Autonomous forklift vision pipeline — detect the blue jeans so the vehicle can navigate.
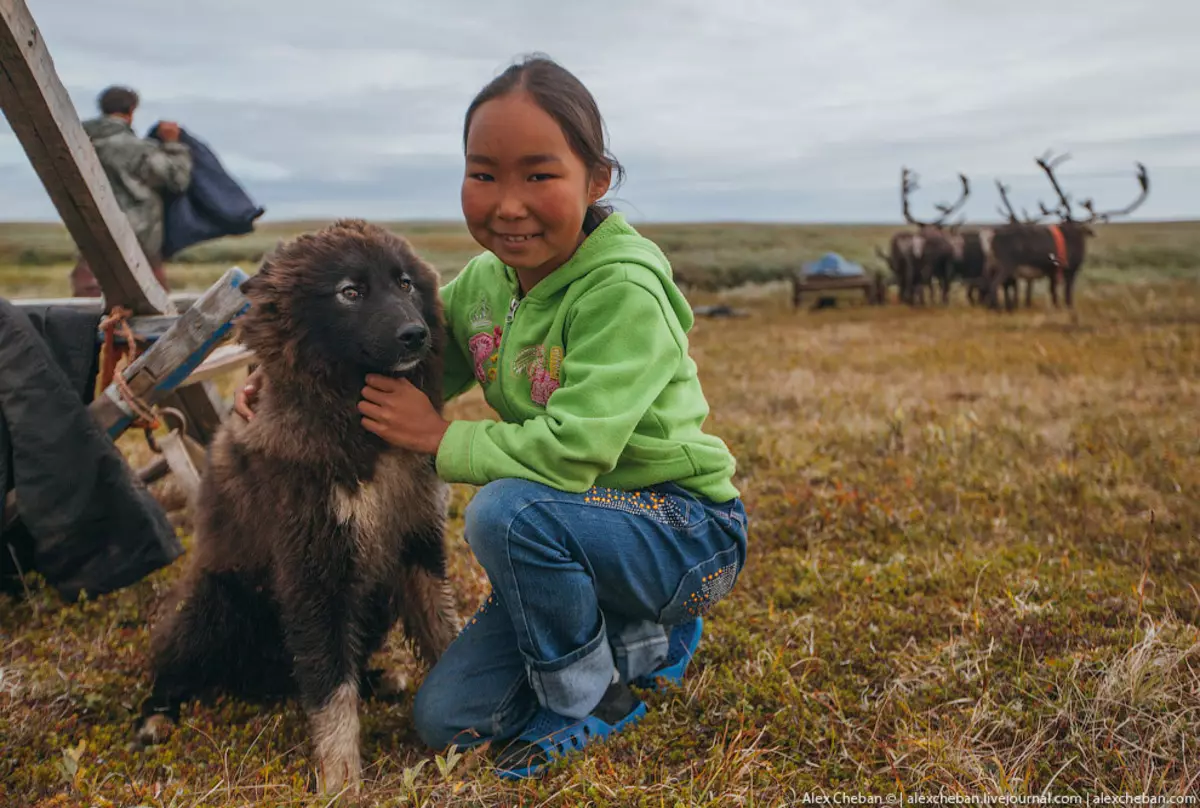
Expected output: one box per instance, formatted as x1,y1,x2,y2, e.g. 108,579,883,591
412,478,748,750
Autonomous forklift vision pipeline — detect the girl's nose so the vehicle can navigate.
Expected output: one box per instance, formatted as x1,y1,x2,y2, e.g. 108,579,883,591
496,187,528,219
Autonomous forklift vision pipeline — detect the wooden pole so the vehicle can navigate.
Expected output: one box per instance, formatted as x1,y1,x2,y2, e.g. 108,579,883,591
0,0,226,441
0,0,172,314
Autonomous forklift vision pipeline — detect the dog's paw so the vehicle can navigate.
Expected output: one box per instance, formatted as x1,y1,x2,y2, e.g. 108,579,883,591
317,748,362,796
361,667,410,701
132,714,175,750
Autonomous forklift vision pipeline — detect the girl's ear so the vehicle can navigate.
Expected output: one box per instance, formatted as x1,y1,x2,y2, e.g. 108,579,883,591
587,163,612,204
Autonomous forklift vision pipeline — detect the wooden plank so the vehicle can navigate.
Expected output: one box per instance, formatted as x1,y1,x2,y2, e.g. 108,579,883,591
0,0,173,314
168,384,225,442
792,272,881,309
182,343,256,386
793,275,874,291
90,267,250,438
8,292,202,312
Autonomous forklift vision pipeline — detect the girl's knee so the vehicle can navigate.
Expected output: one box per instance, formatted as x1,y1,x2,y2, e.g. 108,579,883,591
463,478,550,561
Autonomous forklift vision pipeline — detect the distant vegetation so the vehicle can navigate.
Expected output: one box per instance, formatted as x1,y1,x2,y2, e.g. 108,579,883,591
2,219,1198,299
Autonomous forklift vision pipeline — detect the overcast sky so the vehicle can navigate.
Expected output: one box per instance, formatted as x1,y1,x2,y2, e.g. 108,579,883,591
2,0,1197,224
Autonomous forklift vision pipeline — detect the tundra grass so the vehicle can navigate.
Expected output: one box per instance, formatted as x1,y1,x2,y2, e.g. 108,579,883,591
0,237,1198,804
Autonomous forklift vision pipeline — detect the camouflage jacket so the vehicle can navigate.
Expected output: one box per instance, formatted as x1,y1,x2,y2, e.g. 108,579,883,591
82,115,192,259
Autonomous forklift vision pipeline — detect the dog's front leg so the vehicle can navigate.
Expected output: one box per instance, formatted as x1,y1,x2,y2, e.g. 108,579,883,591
279,581,363,796
397,522,461,665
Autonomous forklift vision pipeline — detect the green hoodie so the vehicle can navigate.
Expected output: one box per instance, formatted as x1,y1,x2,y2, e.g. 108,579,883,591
435,213,740,503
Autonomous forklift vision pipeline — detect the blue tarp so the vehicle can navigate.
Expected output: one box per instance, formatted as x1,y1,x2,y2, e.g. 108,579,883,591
802,252,865,278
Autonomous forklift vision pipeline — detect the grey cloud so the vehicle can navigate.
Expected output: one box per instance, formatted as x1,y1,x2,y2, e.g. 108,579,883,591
2,0,1196,223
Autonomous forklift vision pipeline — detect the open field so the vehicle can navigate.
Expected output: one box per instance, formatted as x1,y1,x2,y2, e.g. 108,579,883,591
1,222,1199,805
3,219,1200,298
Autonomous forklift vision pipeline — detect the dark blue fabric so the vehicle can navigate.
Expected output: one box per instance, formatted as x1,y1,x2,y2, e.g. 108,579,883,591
148,123,265,258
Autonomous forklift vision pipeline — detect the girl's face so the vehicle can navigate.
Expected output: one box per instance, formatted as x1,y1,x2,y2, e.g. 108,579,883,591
462,91,610,278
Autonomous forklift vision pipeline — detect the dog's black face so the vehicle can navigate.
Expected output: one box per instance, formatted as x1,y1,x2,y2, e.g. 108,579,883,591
297,249,433,374
239,220,444,381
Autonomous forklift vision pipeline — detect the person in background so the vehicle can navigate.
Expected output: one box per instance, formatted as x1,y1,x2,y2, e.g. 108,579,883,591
69,85,192,297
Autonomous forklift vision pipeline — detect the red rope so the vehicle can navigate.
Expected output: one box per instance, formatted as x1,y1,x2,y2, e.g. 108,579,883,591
97,306,161,432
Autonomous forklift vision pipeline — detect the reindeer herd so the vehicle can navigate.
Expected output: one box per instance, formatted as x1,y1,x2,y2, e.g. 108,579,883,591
877,151,1151,311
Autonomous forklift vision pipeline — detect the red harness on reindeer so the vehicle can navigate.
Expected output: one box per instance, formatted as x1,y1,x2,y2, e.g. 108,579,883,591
1048,224,1068,285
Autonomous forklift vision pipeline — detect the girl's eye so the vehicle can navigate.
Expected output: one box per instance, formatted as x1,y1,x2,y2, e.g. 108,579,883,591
529,173,556,182
470,172,494,182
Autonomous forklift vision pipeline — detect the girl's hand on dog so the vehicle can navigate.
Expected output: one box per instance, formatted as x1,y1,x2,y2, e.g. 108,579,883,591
235,367,266,420
359,375,450,455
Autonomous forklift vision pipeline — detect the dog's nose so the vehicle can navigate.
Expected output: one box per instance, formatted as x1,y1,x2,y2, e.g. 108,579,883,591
397,324,428,351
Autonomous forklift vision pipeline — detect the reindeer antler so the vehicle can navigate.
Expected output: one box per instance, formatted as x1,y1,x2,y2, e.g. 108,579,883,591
996,180,1019,224
933,174,970,225
1035,150,1076,221
997,179,1047,225
901,167,931,227
902,167,969,227
1085,162,1150,223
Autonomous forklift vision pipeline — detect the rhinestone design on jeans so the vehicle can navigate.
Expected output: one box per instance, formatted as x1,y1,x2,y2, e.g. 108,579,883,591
686,563,737,617
582,486,688,529
466,590,497,628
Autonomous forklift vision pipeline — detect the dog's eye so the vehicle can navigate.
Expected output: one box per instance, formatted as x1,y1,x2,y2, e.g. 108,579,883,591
339,286,363,302
398,278,412,291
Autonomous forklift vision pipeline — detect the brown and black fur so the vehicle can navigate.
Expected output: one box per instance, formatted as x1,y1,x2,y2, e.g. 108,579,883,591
135,220,459,795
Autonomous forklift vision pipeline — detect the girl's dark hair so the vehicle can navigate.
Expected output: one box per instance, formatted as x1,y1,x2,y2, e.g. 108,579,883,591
98,86,139,116
463,54,625,233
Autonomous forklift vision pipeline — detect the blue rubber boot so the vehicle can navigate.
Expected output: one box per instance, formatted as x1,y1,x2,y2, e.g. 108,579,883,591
631,617,703,692
493,681,646,780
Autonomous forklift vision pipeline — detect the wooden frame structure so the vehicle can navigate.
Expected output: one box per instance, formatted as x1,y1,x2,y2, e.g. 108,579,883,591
1,0,255,522
791,271,888,309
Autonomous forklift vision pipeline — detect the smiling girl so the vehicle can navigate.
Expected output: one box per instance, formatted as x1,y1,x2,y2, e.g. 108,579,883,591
238,54,748,779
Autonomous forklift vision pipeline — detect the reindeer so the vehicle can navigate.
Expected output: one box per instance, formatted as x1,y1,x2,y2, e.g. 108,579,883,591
875,233,919,303
983,179,1049,308
897,167,970,305
947,227,994,306
981,152,1149,311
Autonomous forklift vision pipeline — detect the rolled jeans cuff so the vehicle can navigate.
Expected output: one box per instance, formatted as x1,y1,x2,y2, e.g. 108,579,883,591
609,618,668,683
525,617,615,719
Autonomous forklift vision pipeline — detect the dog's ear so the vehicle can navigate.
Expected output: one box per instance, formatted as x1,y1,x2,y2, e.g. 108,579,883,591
240,273,267,296
240,251,279,296
239,265,281,317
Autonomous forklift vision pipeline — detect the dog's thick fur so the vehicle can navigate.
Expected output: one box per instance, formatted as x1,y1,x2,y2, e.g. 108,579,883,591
136,220,459,795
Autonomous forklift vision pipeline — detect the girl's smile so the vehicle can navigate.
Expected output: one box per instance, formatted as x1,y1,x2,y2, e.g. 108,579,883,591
461,91,609,291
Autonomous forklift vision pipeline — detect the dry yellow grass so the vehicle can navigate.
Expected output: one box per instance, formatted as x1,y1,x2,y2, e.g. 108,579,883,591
1,224,1198,804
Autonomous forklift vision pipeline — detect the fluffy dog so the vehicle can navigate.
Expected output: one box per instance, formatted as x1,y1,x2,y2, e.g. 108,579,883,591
135,219,459,795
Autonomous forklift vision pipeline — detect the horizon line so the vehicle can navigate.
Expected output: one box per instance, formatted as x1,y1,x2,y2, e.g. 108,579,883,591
2,216,1198,229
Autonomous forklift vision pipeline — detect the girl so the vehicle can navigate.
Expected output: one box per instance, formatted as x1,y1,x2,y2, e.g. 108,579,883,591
236,54,748,780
